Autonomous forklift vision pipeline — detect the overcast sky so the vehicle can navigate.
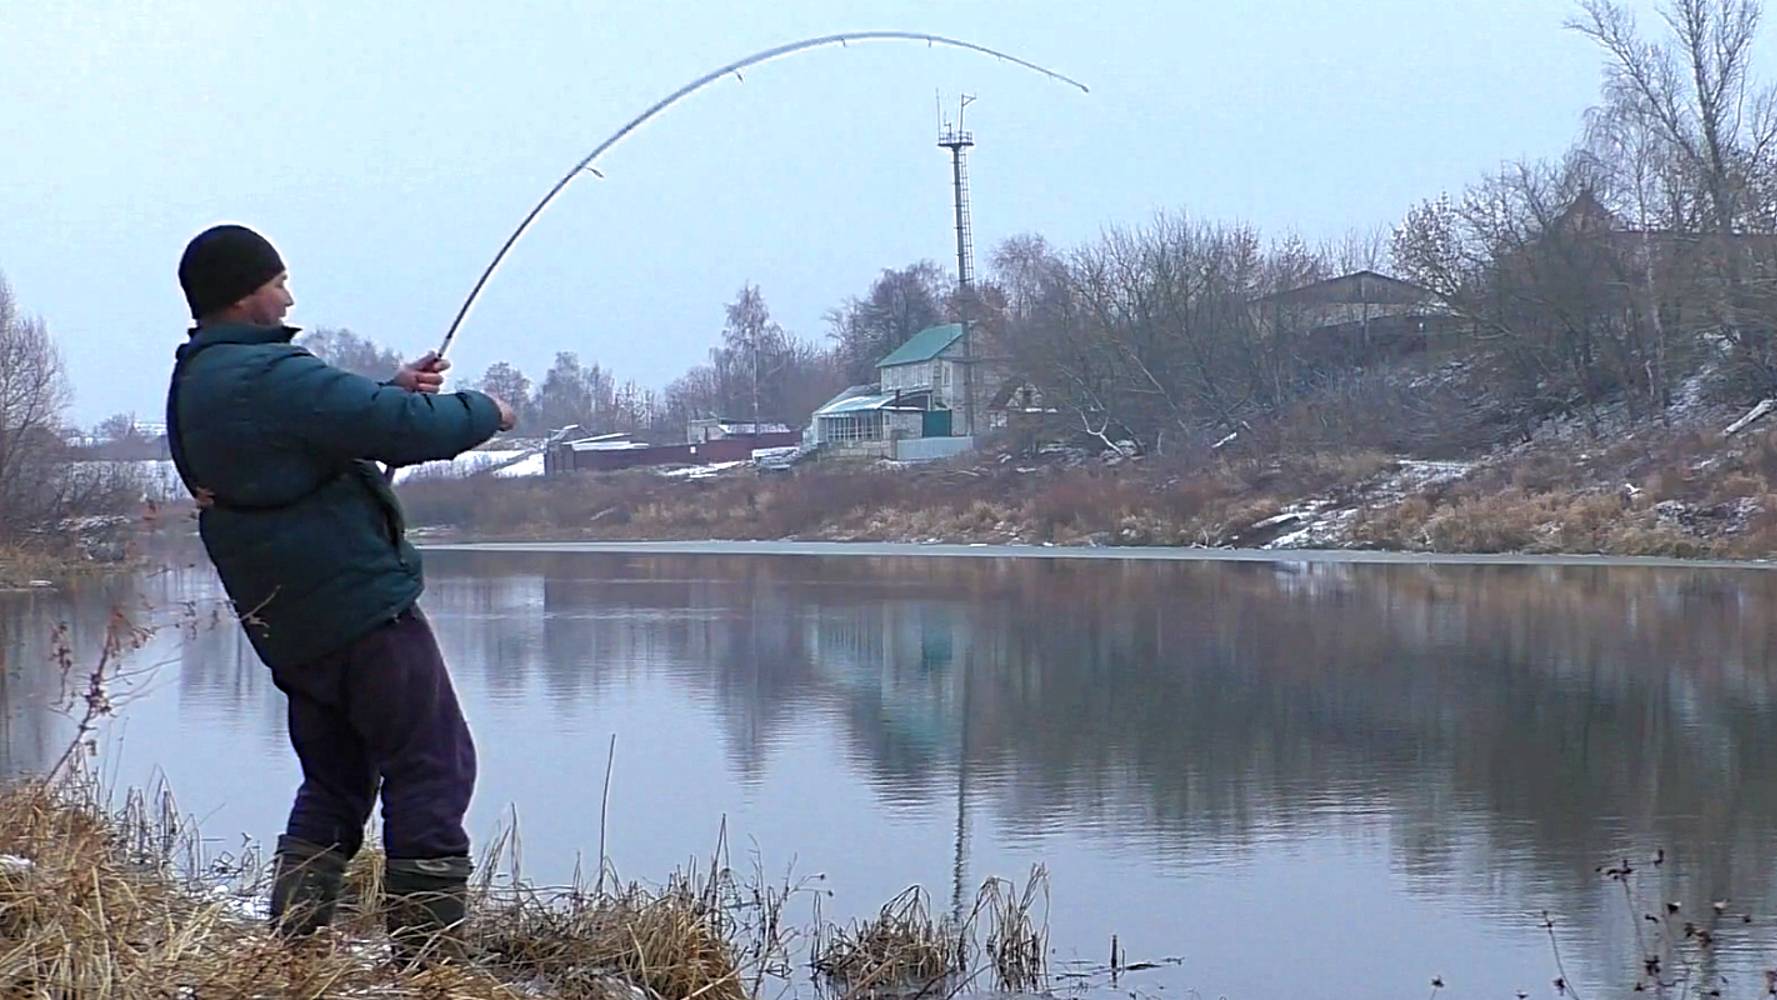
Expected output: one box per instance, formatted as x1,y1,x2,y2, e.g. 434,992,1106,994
1,0,1696,425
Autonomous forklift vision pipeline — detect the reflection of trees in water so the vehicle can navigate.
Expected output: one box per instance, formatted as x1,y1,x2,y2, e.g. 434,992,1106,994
70,549,1765,985
428,558,825,783
895,558,1777,977
426,574,550,703
0,574,148,778
0,567,268,778
429,551,1777,979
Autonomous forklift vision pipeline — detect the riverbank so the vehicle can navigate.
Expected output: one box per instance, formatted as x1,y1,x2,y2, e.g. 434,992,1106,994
0,544,112,591
398,415,1777,561
0,513,143,589
418,538,1777,571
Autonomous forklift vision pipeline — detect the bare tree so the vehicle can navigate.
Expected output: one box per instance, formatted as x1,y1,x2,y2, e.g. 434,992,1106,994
0,274,131,544
476,362,534,433
1321,225,1392,275
717,284,791,427
0,275,72,541
826,261,952,382
295,327,404,379
988,216,1278,454
97,413,142,445
1572,0,1777,390
663,363,723,433
533,351,614,435
1572,0,1772,231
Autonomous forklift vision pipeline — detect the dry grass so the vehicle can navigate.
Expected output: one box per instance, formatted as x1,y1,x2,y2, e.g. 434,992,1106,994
813,887,957,989
1346,424,1777,559
0,770,755,999
0,543,96,589
0,768,1047,1000
470,877,745,1000
972,868,1049,993
812,866,1049,996
0,777,529,998
1352,489,1712,556
397,450,1398,551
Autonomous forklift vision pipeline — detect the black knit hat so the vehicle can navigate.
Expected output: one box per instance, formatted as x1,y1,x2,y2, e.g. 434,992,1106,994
177,224,286,319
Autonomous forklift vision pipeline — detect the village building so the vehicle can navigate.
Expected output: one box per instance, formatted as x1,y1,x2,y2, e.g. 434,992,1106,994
808,322,1012,462
1250,269,1459,363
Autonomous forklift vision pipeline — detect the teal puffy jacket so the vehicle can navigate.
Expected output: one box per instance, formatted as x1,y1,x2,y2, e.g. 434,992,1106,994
167,322,500,668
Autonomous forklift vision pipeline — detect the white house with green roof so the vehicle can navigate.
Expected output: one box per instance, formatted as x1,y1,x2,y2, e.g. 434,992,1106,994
808,322,985,460
876,323,964,401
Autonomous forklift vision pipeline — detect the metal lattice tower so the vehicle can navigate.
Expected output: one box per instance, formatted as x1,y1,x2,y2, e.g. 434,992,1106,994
937,96,976,288
938,95,976,434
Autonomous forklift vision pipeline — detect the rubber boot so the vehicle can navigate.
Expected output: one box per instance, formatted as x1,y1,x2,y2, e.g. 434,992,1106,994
267,835,349,937
384,855,472,967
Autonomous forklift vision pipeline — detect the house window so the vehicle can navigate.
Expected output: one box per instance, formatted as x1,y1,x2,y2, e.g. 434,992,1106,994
825,413,885,444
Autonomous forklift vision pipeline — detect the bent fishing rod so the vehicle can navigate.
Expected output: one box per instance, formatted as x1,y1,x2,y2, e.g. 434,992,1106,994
388,30,1087,479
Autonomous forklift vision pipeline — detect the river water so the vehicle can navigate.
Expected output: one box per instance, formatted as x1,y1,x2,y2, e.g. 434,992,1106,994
4,546,1777,998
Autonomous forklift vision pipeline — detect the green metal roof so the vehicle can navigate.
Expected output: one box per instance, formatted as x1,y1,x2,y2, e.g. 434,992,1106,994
876,323,963,368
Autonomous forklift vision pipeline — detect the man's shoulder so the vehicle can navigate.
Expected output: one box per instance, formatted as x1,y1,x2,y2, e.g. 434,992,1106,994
184,340,317,380
184,338,309,362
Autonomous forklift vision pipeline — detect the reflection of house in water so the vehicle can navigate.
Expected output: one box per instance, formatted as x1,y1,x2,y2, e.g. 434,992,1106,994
802,601,968,759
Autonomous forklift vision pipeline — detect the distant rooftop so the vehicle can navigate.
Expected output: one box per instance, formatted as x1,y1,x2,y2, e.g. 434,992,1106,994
877,323,964,368
1252,270,1433,308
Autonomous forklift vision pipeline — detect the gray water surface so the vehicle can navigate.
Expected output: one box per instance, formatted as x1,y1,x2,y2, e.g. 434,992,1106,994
5,550,1777,999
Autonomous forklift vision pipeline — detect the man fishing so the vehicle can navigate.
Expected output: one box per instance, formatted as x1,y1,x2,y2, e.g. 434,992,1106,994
166,223,516,963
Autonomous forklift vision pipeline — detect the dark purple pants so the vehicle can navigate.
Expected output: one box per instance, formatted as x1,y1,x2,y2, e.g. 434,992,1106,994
268,607,475,860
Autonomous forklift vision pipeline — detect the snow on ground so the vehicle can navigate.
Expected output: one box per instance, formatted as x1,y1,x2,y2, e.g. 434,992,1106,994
656,461,747,480
194,880,268,921
1262,459,1476,550
393,448,539,484
492,452,546,478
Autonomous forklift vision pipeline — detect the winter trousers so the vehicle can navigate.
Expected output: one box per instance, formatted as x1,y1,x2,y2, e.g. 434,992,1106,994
268,606,476,862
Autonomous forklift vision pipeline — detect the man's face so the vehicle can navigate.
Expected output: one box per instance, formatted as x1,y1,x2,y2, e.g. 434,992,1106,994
236,271,294,326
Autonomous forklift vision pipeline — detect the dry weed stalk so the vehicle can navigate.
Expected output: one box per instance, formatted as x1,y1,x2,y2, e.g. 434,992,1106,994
813,865,1050,997
1532,849,1777,1000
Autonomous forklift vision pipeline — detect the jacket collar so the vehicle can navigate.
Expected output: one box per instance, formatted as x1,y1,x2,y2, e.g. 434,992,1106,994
185,322,301,351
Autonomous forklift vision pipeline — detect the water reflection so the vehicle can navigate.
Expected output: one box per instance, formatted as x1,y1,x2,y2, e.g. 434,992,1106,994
4,552,1777,997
